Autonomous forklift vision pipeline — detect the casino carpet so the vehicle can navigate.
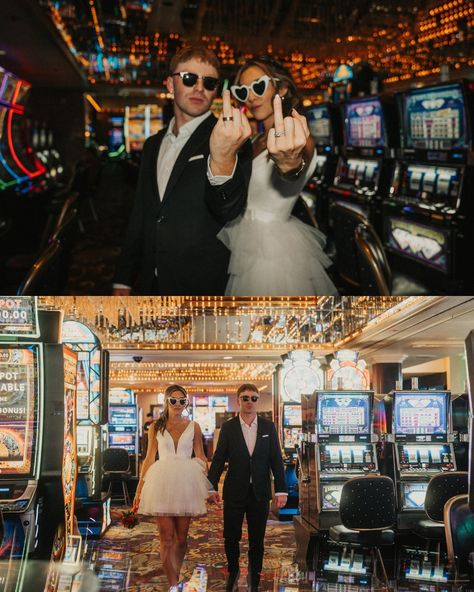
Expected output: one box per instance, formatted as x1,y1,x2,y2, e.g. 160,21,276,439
95,503,307,591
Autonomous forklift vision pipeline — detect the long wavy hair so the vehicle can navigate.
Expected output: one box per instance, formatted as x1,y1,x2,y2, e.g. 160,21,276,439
155,384,189,435
233,55,302,116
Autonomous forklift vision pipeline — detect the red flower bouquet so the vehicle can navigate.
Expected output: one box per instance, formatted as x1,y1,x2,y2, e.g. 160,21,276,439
121,508,139,529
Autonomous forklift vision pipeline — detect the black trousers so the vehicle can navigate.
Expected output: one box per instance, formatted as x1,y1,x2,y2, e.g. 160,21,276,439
223,484,269,578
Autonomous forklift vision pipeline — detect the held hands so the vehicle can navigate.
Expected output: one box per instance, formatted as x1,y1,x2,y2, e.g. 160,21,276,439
207,491,220,504
267,95,310,174
209,89,252,176
274,494,288,509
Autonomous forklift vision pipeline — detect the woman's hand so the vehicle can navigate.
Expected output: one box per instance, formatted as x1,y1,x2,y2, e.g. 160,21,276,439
209,89,252,176
132,487,142,511
267,95,310,174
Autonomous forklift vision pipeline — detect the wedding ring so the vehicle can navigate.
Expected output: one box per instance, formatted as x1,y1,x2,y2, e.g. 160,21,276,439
274,131,286,137
223,116,234,122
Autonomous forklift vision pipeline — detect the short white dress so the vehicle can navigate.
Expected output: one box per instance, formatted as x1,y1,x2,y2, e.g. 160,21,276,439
218,149,337,296
138,421,211,516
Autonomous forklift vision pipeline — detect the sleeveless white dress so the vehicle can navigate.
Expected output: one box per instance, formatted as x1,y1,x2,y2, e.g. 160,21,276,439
138,421,211,516
218,149,337,296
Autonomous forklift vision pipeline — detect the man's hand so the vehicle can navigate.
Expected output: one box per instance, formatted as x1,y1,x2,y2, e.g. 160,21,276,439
207,492,220,504
274,494,288,509
267,95,309,174
112,287,131,296
209,89,252,176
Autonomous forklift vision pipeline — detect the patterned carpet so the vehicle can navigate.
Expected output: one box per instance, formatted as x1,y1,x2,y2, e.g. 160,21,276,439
94,503,306,591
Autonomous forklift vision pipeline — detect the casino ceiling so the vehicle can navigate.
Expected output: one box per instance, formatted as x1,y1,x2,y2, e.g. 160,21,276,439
1,0,472,92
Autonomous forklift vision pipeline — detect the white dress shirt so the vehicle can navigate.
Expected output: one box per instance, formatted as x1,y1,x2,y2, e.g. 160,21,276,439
239,414,287,496
239,413,258,456
157,111,212,198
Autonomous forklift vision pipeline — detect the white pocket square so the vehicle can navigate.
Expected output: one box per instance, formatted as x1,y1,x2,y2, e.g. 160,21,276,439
188,154,205,161
262,434,269,438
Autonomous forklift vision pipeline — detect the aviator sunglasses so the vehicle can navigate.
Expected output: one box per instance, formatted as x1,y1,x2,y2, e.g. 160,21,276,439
168,397,188,406
172,71,220,91
240,395,259,403
231,74,280,103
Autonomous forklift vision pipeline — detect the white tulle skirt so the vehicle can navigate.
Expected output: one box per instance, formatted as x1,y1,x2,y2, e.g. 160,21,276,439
218,210,338,296
138,457,212,517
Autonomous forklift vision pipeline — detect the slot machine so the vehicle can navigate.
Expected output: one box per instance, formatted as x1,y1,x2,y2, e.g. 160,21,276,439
386,390,456,530
0,301,78,562
303,103,343,234
273,351,324,520
107,403,139,477
62,320,111,538
301,390,378,532
383,81,474,293
328,94,399,234
0,68,45,192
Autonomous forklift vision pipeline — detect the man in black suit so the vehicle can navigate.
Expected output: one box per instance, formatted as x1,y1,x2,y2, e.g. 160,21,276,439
113,45,252,295
208,384,288,591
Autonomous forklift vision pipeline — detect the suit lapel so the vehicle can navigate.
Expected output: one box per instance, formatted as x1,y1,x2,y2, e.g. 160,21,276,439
161,114,216,206
148,131,165,205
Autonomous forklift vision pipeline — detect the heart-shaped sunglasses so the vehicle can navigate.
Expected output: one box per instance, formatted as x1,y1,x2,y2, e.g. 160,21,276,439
230,74,280,103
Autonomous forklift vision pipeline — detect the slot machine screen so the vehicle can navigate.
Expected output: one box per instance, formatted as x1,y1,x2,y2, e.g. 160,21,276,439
345,98,385,148
76,426,92,456
0,75,18,105
385,217,449,274
283,427,301,450
317,392,371,434
108,405,137,426
307,105,331,145
402,482,429,509
283,404,301,426
108,433,135,452
403,83,469,150
109,388,134,405
320,483,344,510
0,344,41,478
393,391,449,435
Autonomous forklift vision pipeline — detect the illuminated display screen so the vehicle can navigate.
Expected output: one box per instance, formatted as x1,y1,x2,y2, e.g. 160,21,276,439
76,426,92,456
283,427,302,449
317,392,371,434
283,404,301,426
108,433,135,452
405,558,449,582
109,388,133,405
0,297,38,336
345,98,385,147
393,392,449,435
386,217,449,274
0,345,40,477
402,482,429,509
321,483,344,510
0,75,18,105
109,405,137,426
307,105,331,144
324,550,367,574
209,396,228,408
403,164,461,202
403,84,469,150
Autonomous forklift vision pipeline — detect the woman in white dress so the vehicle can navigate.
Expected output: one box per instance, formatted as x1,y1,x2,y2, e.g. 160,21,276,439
217,56,337,296
133,385,212,592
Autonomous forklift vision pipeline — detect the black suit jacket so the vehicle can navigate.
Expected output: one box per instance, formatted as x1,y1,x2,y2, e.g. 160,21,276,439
114,114,252,295
208,416,287,503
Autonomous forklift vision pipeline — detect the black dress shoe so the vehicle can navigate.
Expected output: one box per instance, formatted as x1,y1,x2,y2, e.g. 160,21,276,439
226,569,240,591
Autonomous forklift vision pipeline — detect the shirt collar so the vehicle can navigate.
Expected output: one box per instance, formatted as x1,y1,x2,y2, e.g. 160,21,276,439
165,110,212,140
239,414,258,428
